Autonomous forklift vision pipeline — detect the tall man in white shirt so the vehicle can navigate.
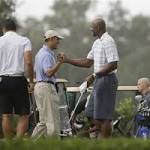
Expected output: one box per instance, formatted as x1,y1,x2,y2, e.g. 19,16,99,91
58,17,119,138
0,19,34,138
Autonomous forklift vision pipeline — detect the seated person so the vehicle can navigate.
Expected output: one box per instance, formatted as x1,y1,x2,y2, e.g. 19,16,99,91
134,78,150,133
137,78,150,113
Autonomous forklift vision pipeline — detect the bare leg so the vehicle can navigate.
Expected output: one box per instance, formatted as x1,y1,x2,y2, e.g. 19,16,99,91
2,114,14,138
93,119,102,138
16,115,29,137
94,119,112,139
100,120,112,138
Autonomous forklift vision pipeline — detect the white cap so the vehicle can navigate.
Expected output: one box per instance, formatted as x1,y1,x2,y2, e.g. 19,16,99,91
44,30,64,40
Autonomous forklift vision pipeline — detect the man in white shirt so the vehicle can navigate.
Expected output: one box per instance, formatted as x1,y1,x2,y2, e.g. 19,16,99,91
58,17,119,138
0,19,34,138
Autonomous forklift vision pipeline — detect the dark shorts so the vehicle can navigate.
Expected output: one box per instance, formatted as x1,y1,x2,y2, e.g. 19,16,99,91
0,76,30,115
85,73,118,120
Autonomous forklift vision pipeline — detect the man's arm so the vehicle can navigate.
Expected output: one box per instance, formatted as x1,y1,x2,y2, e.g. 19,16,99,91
58,53,93,68
66,58,93,68
24,51,33,83
96,61,118,77
86,61,118,87
45,62,62,77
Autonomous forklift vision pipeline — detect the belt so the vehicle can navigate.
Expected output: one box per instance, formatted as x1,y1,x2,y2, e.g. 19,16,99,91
0,74,24,77
37,81,59,93
96,72,115,78
0,75,24,77
37,81,55,85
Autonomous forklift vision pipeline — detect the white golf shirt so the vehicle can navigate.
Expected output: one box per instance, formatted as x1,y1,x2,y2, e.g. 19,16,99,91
0,31,32,76
87,32,119,73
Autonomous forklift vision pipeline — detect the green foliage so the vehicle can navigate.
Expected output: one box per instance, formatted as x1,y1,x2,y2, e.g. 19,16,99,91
116,97,135,119
0,0,17,36
21,0,94,84
114,98,136,136
107,1,150,85
0,0,16,20
2,0,149,87
21,17,44,59
1,138,150,150
43,0,94,84
20,0,150,86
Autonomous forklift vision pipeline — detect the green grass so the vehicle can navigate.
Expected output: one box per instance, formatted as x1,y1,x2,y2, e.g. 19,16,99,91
0,138,150,150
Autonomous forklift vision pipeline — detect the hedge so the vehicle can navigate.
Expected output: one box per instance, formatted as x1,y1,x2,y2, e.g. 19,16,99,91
0,138,150,150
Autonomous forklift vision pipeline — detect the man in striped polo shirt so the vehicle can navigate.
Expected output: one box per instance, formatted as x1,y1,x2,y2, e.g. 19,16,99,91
58,17,119,138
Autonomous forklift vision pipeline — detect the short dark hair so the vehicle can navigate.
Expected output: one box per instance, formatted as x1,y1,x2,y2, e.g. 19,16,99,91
2,18,17,31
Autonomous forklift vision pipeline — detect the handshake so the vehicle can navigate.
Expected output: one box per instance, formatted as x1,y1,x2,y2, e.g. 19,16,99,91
57,53,68,63
56,52,95,87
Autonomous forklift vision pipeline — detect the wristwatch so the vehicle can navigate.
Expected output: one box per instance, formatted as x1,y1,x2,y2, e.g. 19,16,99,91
92,73,96,78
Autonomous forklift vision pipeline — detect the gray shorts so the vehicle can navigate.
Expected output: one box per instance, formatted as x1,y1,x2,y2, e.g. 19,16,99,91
85,73,118,120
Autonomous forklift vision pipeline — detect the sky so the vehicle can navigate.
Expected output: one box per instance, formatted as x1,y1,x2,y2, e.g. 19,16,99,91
15,0,150,21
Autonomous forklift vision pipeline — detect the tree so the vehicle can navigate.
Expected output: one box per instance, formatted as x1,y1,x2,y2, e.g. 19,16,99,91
107,0,131,57
0,0,16,36
22,0,150,87
21,17,45,59
43,0,94,84
0,0,16,19
106,1,150,85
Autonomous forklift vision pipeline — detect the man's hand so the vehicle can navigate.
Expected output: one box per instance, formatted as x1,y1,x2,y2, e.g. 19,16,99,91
24,51,34,85
85,74,95,87
28,82,34,93
57,52,68,63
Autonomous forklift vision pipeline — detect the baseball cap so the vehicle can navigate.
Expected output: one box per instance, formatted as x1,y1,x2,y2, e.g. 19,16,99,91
44,30,64,40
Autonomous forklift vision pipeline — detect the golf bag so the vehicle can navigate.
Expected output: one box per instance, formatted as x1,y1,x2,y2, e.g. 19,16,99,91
134,95,150,138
